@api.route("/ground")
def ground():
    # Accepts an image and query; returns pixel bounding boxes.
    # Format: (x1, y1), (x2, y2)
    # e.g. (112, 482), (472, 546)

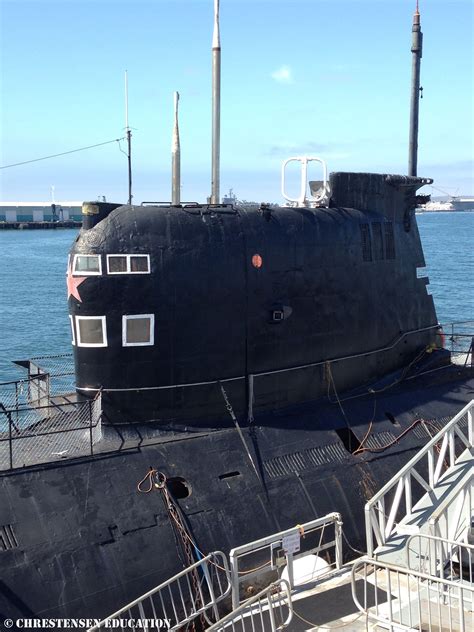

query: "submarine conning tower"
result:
(68, 171), (438, 425)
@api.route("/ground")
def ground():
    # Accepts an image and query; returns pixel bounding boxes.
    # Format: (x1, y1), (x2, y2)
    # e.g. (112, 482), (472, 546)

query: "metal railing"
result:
(0, 392), (101, 470)
(229, 512), (343, 609)
(441, 320), (474, 364)
(88, 551), (231, 631)
(365, 400), (474, 556)
(351, 557), (474, 632)
(206, 579), (293, 632)
(407, 533), (474, 585)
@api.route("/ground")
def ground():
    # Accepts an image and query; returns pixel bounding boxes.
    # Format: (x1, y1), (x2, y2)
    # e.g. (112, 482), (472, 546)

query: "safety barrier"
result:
(365, 400), (474, 556)
(88, 551), (231, 631)
(229, 512), (343, 609)
(407, 533), (474, 585)
(351, 556), (474, 632)
(206, 579), (293, 631)
(0, 392), (101, 470)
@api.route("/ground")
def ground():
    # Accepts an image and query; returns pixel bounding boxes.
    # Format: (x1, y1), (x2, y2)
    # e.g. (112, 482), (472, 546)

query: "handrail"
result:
(406, 533), (474, 582)
(230, 512), (342, 609)
(365, 399), (474, 556)
(206, 579), (293, 632)
(88, 551), (231, 631)
(351, 556), (474, 631)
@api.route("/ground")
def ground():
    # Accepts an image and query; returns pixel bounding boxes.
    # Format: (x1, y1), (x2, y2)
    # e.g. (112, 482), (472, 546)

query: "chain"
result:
(219, 382), (262, 482)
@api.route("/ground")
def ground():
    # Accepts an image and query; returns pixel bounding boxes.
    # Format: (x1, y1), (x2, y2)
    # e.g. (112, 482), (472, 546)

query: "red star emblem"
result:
(66, 263), (87, 302)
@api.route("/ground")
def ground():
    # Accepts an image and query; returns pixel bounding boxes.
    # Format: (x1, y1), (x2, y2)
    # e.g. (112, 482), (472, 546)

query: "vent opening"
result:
(219, 471), (241, 480)
(335, 428), (362, 453)
(0, 524), (18, 551)
(167, 477), (191, 499)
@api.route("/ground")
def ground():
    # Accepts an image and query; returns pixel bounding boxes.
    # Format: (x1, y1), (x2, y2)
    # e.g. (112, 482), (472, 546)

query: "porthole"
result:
(167, 477), (191, 499)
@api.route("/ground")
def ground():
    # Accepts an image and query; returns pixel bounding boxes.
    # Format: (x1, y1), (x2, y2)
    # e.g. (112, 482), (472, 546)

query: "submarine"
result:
(0, 1), (473, 625)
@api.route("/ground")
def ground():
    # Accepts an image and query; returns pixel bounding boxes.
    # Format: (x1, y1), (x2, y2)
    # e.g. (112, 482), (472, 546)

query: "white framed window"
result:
(73, 254), (102, 276)
(69, 315), (76, 345)
(76, 316), (107, 347)
(122, 314), (155, 347)
(107, 254), (150, 275)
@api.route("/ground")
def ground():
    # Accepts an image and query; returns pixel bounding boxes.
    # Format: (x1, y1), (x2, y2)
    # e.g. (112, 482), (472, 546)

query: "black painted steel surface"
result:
(70, 173), (437, 424)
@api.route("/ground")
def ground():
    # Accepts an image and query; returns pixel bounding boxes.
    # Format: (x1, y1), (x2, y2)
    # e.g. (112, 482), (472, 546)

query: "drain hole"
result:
(167, 477), (191, 499)
(219, 471), (241, 480)
(385, 412), (400, 426)
(335, 428), (362, 453)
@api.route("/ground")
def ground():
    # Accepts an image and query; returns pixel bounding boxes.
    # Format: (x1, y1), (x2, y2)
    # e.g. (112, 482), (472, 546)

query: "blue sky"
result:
(0, 0), (472, 204)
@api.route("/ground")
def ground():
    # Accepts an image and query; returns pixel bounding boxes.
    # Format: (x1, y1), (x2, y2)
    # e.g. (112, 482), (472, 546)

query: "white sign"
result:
(282, 531), (300, 555)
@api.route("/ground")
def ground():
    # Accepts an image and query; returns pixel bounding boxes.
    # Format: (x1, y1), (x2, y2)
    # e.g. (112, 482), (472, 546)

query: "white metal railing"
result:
(229, 512), (343, 609)
(407, 533), (474, 584)
(281, 156), (330, 207)
(87, 551), (231, 631)
(365, 400), (474, 556)
(351, 557), (474, 632)
(206, 579), (293, 632)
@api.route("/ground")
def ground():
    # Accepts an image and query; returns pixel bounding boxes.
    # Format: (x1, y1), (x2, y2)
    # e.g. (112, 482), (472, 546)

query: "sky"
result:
(0, 0), (473, 205)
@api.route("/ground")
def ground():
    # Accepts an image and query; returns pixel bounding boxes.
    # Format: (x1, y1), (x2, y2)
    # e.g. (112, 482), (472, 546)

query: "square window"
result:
(108, 255), (127, 273)
(123, 315), (154, 346)
(130, 255), (150, 273)
(76, 316), (107, 347)
(73, 254), (101, 275)
(106, 254), (150, 274)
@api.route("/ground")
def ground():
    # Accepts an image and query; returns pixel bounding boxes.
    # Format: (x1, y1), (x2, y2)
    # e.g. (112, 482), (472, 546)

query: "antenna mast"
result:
(171, 91), (181, 205)
(408, 1), (423, 176)
(125, 70), (133, 204)
(211, 0), (221, 204)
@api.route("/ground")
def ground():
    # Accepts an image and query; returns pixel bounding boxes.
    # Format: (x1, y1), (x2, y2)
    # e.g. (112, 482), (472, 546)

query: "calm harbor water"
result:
(0, 213), (473, 382)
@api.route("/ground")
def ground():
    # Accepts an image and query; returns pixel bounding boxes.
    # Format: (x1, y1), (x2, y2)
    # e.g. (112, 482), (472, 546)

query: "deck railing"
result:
(206, 579), (293, 632)
(365, 400), (474, 556)
(407, 533), (474, 585)
(0, 392), (101, 470)
(351, 556), (474, 632)
(229, 512), (343, 609)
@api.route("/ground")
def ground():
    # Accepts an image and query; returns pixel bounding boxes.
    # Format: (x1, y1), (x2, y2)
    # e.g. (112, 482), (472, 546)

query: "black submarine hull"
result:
(1, 172), (472, 622)
(1, 367), (473, 621)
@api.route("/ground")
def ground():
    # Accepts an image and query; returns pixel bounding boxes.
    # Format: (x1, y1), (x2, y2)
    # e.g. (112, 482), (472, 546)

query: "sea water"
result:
(0, 213), (473, 382)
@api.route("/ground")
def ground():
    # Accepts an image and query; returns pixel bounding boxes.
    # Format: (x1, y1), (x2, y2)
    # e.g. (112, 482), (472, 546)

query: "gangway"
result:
(365, 399), (474, 563)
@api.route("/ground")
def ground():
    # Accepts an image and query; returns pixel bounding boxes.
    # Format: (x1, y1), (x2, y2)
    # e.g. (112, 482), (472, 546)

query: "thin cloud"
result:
(271, 65), (293, 84)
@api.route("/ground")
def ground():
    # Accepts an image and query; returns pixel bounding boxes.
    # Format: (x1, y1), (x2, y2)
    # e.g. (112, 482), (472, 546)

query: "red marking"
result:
(66, 263), (86, 302)
(252, 254), (263, 269)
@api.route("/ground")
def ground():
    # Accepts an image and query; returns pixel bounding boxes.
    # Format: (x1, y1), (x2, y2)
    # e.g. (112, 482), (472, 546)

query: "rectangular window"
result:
(73, 254), (102, 276)
(76, 316), (107, 347)
(122, 314), (154, 347)
(107, 254), (150, 274)
(108, 255), (128, 273)
(69, 315), (76, 345)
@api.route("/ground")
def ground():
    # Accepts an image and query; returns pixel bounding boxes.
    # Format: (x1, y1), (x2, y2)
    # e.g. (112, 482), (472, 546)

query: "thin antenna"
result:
(171, 91), (181, 205)
(211, 0), (221, 204)
(408, 1), (423, 176)
(125, 70), (133, 204)
(51, 185), (55, 204)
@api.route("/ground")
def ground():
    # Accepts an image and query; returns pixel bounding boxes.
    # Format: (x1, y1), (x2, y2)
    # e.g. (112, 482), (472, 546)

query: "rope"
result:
(0, 138), (125, 169)
(292, 607), (367, 630)
(137, 469), (270, 576)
